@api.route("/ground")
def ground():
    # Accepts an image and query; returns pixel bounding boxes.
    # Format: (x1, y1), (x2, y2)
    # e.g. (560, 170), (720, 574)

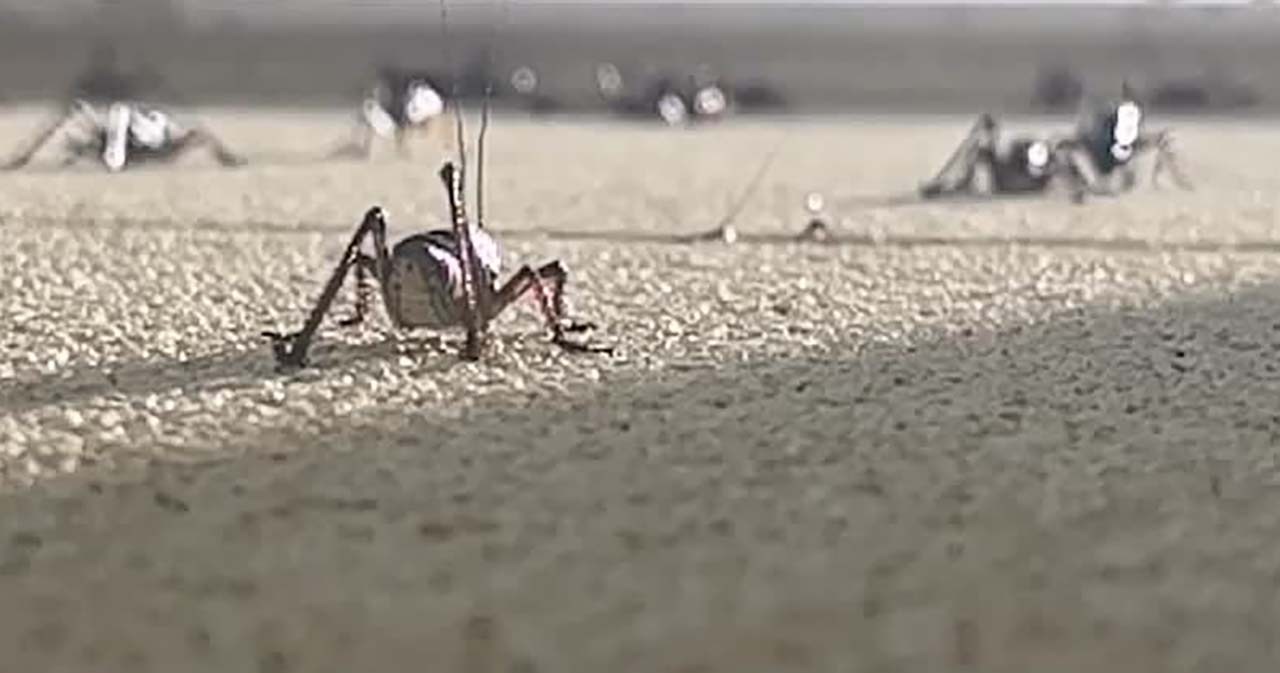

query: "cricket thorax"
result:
(998, 138), (1051, 174)
(1081, 101), (1143, 172)
(362, 80), (444, 139)
(979, 137), (1054, 194)
(99, 102), (179, 170)
(385, 228), (502, 329)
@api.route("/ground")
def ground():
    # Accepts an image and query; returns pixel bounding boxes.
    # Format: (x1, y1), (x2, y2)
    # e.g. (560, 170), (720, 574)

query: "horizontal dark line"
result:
(7, 213), (1280, 255)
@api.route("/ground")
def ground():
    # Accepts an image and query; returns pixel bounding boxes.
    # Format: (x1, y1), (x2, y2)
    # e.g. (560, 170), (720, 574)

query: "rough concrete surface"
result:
(2, 109), (1280, 672)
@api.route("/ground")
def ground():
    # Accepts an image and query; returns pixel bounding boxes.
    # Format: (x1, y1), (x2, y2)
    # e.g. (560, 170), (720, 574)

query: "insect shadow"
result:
(0, 334), (477, 419)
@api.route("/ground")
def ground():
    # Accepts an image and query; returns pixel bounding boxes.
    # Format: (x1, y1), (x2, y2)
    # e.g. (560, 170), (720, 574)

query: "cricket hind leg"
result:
(327, 120), (376, 161)
(1117, 166), (1138, 192)
(1056, 141), (1118, 203)
(532, 260), (597, 333)
(919, 113), (997, 198)
(395, 127), (412, 159)
(1146, 129), (1193, 191)
(337, 254), (379, 327)
(169, 126), (247, 167)
(262, 207), (388, 370)
(2, 103), (86, 170)
(59, 135), (103, 168)
(393, 120), (441, 160)
(487, 262), (610, 353)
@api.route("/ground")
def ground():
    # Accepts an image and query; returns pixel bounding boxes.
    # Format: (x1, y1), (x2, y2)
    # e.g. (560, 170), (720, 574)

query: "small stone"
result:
(63, 409), (85, 429)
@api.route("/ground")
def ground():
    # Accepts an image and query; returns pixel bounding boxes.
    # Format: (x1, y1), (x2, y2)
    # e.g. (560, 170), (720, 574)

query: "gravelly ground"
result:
(2, 109), (1280, 672)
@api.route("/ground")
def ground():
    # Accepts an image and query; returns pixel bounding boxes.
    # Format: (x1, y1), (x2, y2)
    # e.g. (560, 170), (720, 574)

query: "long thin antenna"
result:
(439, 0), (489, 359)
(715, 131), (788, 230)
(476, 63), (492, 230)
(476, 0), (510, 230)
(441, 0), (466, 175)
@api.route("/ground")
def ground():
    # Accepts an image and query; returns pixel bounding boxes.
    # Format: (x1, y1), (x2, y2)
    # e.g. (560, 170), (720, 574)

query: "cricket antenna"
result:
(476, 0), (510, 230)
(440, 0), (466, 176)
(477, 54), (492, 230)
(1121, 77), (1136, 102)
(708, 132), (788, 241)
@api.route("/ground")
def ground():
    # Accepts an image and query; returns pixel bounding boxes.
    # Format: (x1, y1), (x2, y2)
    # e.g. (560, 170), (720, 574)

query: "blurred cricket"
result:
(330, 66), (449, 160)
(919, 85), (1191, 202)
(595, 62), (731, 126)
(2, 99), (245, 172)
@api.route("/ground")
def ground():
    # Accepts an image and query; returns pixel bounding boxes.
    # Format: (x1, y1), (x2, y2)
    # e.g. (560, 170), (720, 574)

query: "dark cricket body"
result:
(331, 67), (449, 160)
(2, 100), (244, 172)
(596, 63), (733, 126)
(919, 89), (1191, 202)
(261, 180), (609, 369)
(263, 46), (611, 369)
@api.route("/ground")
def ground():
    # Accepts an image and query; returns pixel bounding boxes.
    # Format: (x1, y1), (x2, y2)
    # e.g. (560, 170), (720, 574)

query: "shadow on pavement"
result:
(2, 276), (1280, 672)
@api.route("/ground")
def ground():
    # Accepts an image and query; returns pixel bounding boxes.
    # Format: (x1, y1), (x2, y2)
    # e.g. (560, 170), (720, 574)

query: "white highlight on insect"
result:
(102, 102), (132, 172)
(1114, 101), (1142, 146)
(396, 226), (504, 329)
(1110, 100), (1142, 161)
(1026, 140), (1050, 171)
(128, 108), (171, 149)
(656, 92), (688, 126)
(596, 63), (624, 99)
(362, 99), (398, 138)
(694, 86), (727, 117)
(404, 81), (445, 124)
(511, 66), (539, 95)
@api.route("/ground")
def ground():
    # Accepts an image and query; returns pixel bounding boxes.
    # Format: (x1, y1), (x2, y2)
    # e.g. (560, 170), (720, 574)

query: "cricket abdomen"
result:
(384, 229), (501, 330)
(386, 236), (462, 330)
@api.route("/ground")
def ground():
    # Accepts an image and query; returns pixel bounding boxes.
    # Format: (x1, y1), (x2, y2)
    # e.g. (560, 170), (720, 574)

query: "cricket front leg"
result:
(1145, 129), (1193, 191)
(59, 137), (100, 168)
(534, 261), (598, 333)
(395, 127), (414, 159)
(486, 261), (597, 331)
(1117, 165), (1138, 193)
(1060, 144), (1114, 202)
(327, 122), (374, 160)
(184, 127), (247, 167)
(439, 162), (487, 361)
(489, 264), (612, 353)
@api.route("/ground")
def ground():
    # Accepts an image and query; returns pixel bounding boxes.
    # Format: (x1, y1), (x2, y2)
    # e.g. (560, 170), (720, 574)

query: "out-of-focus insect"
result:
(1054, 86), (1193, 197)
(917, 113), (1065, 200)
(595, 62), (731, 126)
(2, 99), (244, 172)
(331, 66), (449, 160)
(920, 87), (1191, 202)
(264, 80), (612, 368)
(505, 64), (563, 113)
(797, 192), (832, 242)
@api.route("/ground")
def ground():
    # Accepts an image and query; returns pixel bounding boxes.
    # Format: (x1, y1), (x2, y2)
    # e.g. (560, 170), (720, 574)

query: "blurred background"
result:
(1, 1), (1279, 114)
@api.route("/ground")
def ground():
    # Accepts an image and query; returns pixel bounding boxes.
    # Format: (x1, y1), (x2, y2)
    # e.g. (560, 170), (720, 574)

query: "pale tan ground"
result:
(3, 109), (1280, 672)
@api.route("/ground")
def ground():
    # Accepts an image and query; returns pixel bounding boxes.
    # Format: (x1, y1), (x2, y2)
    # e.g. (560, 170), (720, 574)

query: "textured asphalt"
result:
(1, 110), (1280, 672)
